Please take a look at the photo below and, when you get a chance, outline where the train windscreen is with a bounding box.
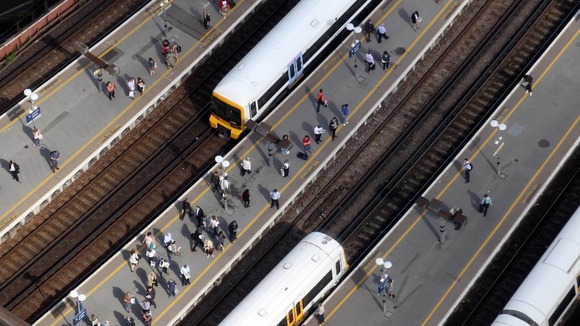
[211,97,242,127]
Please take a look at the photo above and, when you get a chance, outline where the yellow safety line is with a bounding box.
[325,25,580,324]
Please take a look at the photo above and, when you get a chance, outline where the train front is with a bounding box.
[210,80,246,139]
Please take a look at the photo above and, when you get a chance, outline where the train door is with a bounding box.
[287,53,304,87]
[284,301,304,326]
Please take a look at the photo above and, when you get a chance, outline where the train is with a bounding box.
[210,0,376,139]
[219,232,348,326]
[491,205,580,326]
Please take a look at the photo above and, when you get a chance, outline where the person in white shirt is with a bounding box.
[377,23,388,43]
[270,189,281,210]
[180,265,191,285]
[365,50,375,72]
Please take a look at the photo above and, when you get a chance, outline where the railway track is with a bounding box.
[186,0,579,324]
[0,0,146,117]
[444,147,580,325]
[0,0,301,322]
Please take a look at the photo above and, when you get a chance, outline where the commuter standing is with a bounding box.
[125,316,135,326]
[9,160,21,183]
[143,311,152,326]
[203,9,211,29]
[129,249,139,272]
[228,220,239,242]
[241,188,250,208]
[315,303,325,325]
[140,298,151,314]
[303,135,313,154]
[363,19,375,42]
[137,77,145,95]
[270,189,281,209]
[377,23,389,43]
[127,77,136,99]
[148,58,157,76]
[522,74,533,96]
[146,286,156,309]
[220,0,228,18]
[171,42,180,61]
[33,127,43,148]
[329,117,339,141]
[123,292,133,312]
[204,238,215,258]
[341,104,349,126]
[411,11,422,31]
[220,175,230,195]
[180,265,191,286]
[463,158,473,183]
[106,81,116,100]
[209,215,220,236]
[167,278,177,297]
[365,50,376,72]
[147,272,157,288]
[316,89,327,113]
[314,125,325,144]
[182,198,193,220]
[194,206,205,227]
[241,157,252,176]
[210,170,220,192]
[381,51,391,70]
[50,150,60,173]
[159,258,170,274]
[190,227,203,252]
[481,194,492,217]
[281,159,290,177]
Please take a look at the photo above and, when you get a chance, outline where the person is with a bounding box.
[315,303,325,325]
[171,240,181,256]
[137,77,145,95]
[171,42,180,61]
[148,58,157,76]
[33,127,43,148]
[93,67,103,82]
[220,0,228,18]
[241,157,252,176]
[159,258,170,274]
[91,314,101,326]
[314,125,325,144]
[123,292,133,312]
[280,134,291,156]
[106,81,116,100]
[377,23,388,43]
[143,311,153,326]
[190,227,204,252]
[146,285,157,308]
[329,117,339,141]
[141,297,151,313]
[180,264,191,285]
[166,50,177,68]
[146,247,157,266]
[127,77,136,99]
[164,232,174,247]
[241,188,250,208]
[50,150,60,173]
[142,231,154,248]
[209,215,220,236]
[194,206,205,227]
[381,51,391,71]
[182,198,193,220]
[363,19,375,42]
[204,238,215,258]
[216,230,226,251]
[411,11,421,31]
[281,159,290,177]
[341,104,349,126]
[522,74,533,96]
[147,271,158,288]
[270,189,281,209]
[161,39,170,55]
[203,9,211,29]
[210,170,220,192]
[220,175,230,195]
[167,278,177,297]
[463,158,473,183]
[303,135,313,154]
[316,89,327,113]
[129,249,139,272]
[9,160,21,183]
[125,316,135,326]
[228,220,239,242]
[365,50,375,72]
[481,194,492,217]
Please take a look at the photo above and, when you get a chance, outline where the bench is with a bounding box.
[415,196,468,230]
[438,209,468,230]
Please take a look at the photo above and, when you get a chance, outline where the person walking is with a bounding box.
[125,316,135,326]
[463,158,473,183]
[129,249,139,272]
[180,264,191,286]
[228,220,239,242]
[281,159,290,177]
[167,278,177,297]
[106,81,116,100]
[220,175,230,195]
[140,297,151,314]
[303,135,313,154]
[314,125,325,144]
[33,127,43,148]
[190,227,203,252]
[127,77,136,99]
[163,232,174,247]
[137,77,145,96]
[241,157,252,176]
[91,314,100,326]
[365,50,376,72]
[9,160,21,183]
[270,189,281,210]
[209,215,220,236]
[381,51,391,71]
[123,292,133,313]
[148,58,157,76]
[50,150,60,173]
[241,188,250,208]
[315,303,325,325]
[329,117,339,141]
[341,104,349,125]
[203,9,211,29]
[411,11,422,31]
[147,272,158,288]
[159,258,170,274]
[216,230,226,251]
[363,19,375,42]
[522,74,533,96]
[146,285,157,309]
[481,194,492,217]
[182,198,193,220]
[142,311,153,326]
[204,238,215,258]
[316,89,327,113]
[377,23,389,43]
[194,206,205,227]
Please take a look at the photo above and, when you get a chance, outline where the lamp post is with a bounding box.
[490,119,507,177]
[69,290,87,326]
[24,88,39,113]
[346,23,362,80]
[160,0,170,38]
[376,258,394,315]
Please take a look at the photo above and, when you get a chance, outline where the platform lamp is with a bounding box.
[69,290,87,326]
[346,23,362,80]
[160,0,170,38]
[376,258,394,315]
[490,119,507,177]
[24,89,39,113]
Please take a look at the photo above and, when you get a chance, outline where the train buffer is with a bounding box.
[246,120,293,151]
[416,196,468,230]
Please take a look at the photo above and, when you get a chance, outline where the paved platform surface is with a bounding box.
[307,12,580,326]
[34,0,471,325]
[0,0,253,235]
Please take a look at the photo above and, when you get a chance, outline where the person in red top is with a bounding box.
[106,81,116,100]
[316,89,327,113]
[302,135,312,154]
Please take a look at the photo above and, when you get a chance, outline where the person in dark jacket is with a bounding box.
[363,19,375,42]
[228,220,239,242]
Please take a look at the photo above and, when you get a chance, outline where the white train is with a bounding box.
[492,205,580,326]
[210,0,375,139]
[219,232,348,326]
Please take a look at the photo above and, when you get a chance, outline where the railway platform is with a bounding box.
[305,10,580,326]
[34,0,477,325]
[0,0,257,240]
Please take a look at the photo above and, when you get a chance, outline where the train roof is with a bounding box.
[213,0,356,107]
[220,232,343,325]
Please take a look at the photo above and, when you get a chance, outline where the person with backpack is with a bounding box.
[463,158,473,183]
[9,160,21,183]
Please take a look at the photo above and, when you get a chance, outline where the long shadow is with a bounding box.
[398,8,413,30]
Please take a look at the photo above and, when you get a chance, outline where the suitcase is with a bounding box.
[297,152,308,160]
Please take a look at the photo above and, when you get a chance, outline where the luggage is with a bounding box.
[297,152,308,160]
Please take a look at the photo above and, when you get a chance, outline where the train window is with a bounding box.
[335,261,341,275]
[287,308,295,325]
[297,56,302,71]
[548,286,575,326]
[303,271,333,308]
[250,102,257,117]
[288,64,295,79]
[257,74,288,109]
[295,300,304,321]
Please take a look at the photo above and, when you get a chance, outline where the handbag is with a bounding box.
[150,260,156,267]
[129,91,135,98]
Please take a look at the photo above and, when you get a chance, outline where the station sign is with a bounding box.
[25,106,41,125]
